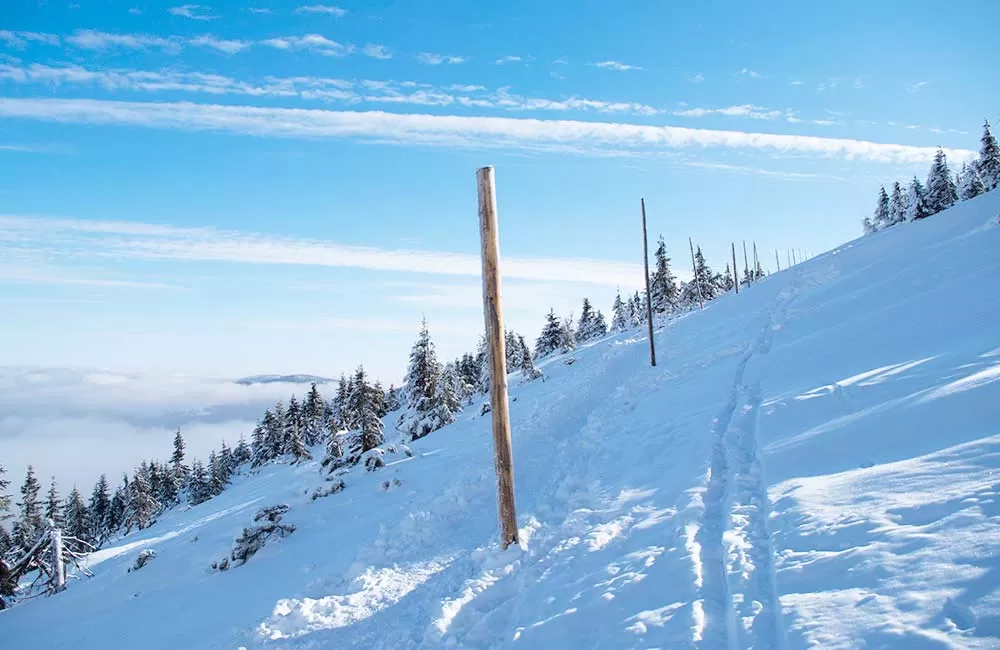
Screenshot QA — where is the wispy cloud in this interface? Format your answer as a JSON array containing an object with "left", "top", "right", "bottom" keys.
[
  {"left": 852, "top": 77, "right": 864, "bottom": 89},
  {"left": 168, "top": 4, "right": 220, "bottom": 21},
  {"left": 593, "top": 60, "right": 642, "bottom": 72},
  {"left": 261, "top": 34, "right": 353, "bottom": 56},
  {"left": 362, "top": 43, "right": 392, "bottom": 59},
  {"left": 128, "top": 7, "right": 142, "bottom": 15},
  {"left": 689, "top": 73, "right": 705, "bottom": 83},
  {"left": 0, "top": 214, "right": 643, "bottom": 288},
  {"left": 494, "top": 55, "right": 523, "bottom": 65},
  {"left": 552, "top": 56, "right": 568, "bottom": 65},
  {"left": 189, "top": 34, "right": 252, "bottom": 54},
  {"left": 0, "top": 30, "right": 61, "bottom": 48},
  {"left": 0, "top": 97, "right": 974, "bottom": 164},
  {"left": 416, "top": 52, "right": 466, "bottom": 65},
  {"left": 673, "top": 104, "right": 784, "bottom": 120},
  {"left": 790, "top": 79, "right": 805, "bottom": 86},
  {"left": 248, "top": 7, "right": 272, "bottom": 14},
  {"left": 907, "top": 80, "right": 930, "bottom": 92},
  {"left": 65, "top": 29, "right": 181, "bottom": 53},
  {"left": 294, "top": 4, "right": 347, "bottom": 16},
  {"left": 737, "top": 68, "right": 762, "bottom": 79},
  {"left": 816, "top": 78, "right": 839, "bottom": 92}
]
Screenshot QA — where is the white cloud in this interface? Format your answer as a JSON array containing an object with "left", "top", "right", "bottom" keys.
[
  {"left": 673, "top": 104, "right": 784, "bottom": 120},
  {"left": 816, "top": 79, "right": 839, "bottom": 92},
  {"left": 907, "top": 80, "right": 930, "bottom": 92},
  {"left": 737, "top": 68, "right": 762, "bottom": 79},
  {"left": 261, "top": 34, "right": 353, "bottom": 56},
  {"left": 65, "top": 29, "right": 180, "bottom": 52},
  {"left": 494, "top": 55, "right": 523, "bottom": 65},
  {"left": 689, "top": 73, "right": 704, "bottom": 83},
  {"left": 0, "top": 97, "right": 974, "bottom": 164},
  {"left": 0, "top": 30, "right": 61, "bottom": 48},
  {"left": 294, "top": 4, "right": 347, "bottom": 16},
  {"left": 128, "top": 7, "right": 142, "bottom": 15},
  {"left": 248, "top": 7, "right": 272, "bottom": 14},
  {"left": 189, "top": 34, "right": 252, "bottom": 54},
  {"left": 552, "top": 56, "right": 568, "bottom": 65},
  {"left": 593, "top": 60, "right": 642, "bottom": 72},
  {"left": 0, "top": 214, "right": 644, "bottom": 288},
  {"left": 790, "top": 79, "right": 805, "bottom": 86},
  {"left": 416, "top": 52, "right": 465, "bottom": 65},
  {"left": 168, "top": 4, "right": 220, "bottom": 20},
  {"left": 852, "top": 77, "right": 864, "bottom": 89},
  {"left": 362, "top": 43, "right": 392, "bottom": 59}
]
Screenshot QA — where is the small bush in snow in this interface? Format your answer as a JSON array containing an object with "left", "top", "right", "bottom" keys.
[
  {"left": 311, "top": 480, "right": 346, "bottom": 501},
  {"left": 127, "top": 549, "right": 156, "bottom": 573},
  {"left": 214, "top": 504, "right": 295, "bottom": 571}
]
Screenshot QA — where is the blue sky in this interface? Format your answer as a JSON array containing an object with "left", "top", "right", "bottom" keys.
[{"left": 1, "top": 0, "right": 996, "bottom": 384}]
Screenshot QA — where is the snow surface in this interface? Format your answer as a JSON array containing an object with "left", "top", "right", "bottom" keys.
[{"left": 3, "top": 191, "right": 999, "bottom": 649}]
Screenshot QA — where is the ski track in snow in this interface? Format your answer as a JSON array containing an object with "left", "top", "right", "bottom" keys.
[{"left": 696, "top": 286, "right": 794, "bottom": 650}]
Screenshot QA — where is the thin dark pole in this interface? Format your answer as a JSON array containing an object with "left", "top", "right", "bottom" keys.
[
  {"left": 641, "top": 198, "right": 656, "bottom": 367},
  {"left": 731, "top": 242, "right": 739, "bottom": 294},
  {"left": 689, "top": 237, "right": 704, "bottom": 309},
  {"left": 743, "top": 240, "right": 750, "bottom": 284},
  {"left": 775, "top": 249, "right": 781, "bottom": 271}
]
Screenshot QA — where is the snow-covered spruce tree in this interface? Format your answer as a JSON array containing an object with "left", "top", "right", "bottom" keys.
[
  {"left": 0, "top": 464, "right": 11, "bottom": 525},
  {"left": 106, "top": 477, "right": 128, "bottom": 535},
  {"left": 284, "top": 396, "right": 301, "bottom": 456},
  {"left": 959, "top": 162, "right": 987, "bottom": 200},
  {"left": 124, "top": 467, "right": 160, "bottom": 532},
  {"left": 62, "top": 487, "right": 90, "bottom": 551},
  {"left": 13, "top": 465, "right": 43, "bottom": 551},
  {"left": 45, "top": 478, "right": 62, "bottom": 528},
  {"left": 559, "top": 313, "right": 577, "bottom": 353},
  {"left": 399, "top": 319, "right": 447, "bottom": 440},
  {"left": 649, "top": 236, "right": 679, "bottom": 315},
  {"left": 631, "top": 291, "right": 645, "bottom": 326},
  {"left": 592, "top": 310, "right": 608, "bottom": 338},
  {"left": 250, "top": 420, "right": 269, "bottom": 468},
  {"left": 434, "top": 364, "right": 462, "bottom": 425},
  {"left": 518, "top": 334, "right": 541, "bottom": 380},
  {"left": 170, "top": 429, "right": 188, "bottom": 490},
  {"left": 722, "top": 264, "right": 735, "bottom": 291},
  {"left": 321, "top": 417, "right": 346, "bottom": 472},
  {"left": 576, "top": 298, "right": 596, "bottom": 342},
  {"left": 265, "top": 402, "right": 286, "bottom": 460},
  {"left": 905, "top": 176, "right": 931, "bottom": 221},
  {"left": 346, "top": 366, "right": 385, "bottom": 470},
  {"left": 303, "top": 383, "right": 326, "bottom": 446},
  {"left": 534, "top": 309, "right": 563, "bottom": 358},
  {"left": 504, "top": 330, "right": 523, "bottom": 372},
  {"left": 287, "top": 421, "right": 313, "bottom": 464},
  {"left": 206, "top": 451, "right": 224, "bottom": 496},
  {"left": 690, "top": 246, "right": 717, "bottom": 302},
  {"left": 862, "top": 216, "right": 876, "bottom": 235},
  {"left": 88, "top": 474, "right": 111, "bottom": 545},
  {"left": 152, "top": 461, "right": 178, "bottom": 507},
  {"left": 233, "top": 436, "right": 252, "bottom": 467},
  {"left": 978, "top": 118, "right": 1000, "bottom": 191},
  {"left": 385, "top": 384, "right": 402, "bottom": 412},
  {"left": 872, "top": 185, "right": 891, "bottom": 230},
  {"left": 888, "top": 181, "right": 907, "bottom": 226},
  {"left": 925, "top": 148, "right": 958, "bottom": 214},
  {"left": 611, "top": 289, "right": 630, "bottom": 332},
  {"left": 188, "top": 460, "right": 211, "bottom": 506}
]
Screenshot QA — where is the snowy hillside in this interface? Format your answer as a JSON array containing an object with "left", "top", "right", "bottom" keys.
[{"left": 3, "top": 190, "right": 999, "bottom": 649}]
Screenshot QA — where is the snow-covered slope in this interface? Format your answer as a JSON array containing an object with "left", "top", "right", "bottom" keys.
[{"left": 3, "top": 191, "right": 999, "bottom": 649}]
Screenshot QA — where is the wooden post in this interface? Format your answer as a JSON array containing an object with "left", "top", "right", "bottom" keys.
[
  {"left": 752, "top": 241, "right": 759, "bottom": 278},
  {"left": 775, "top": 249, "right": 781, "bottom": 271},
  {"left": 476, "top": 165, "right": 519, "bottom": 550},
  {"left": 640, "top": 199, "right": 656, "bottom": 367},
  {"left": 731, "top": 242, "right": 739, "bottom": 294},
  {"left": 689, "top": 237, "right": 704, "bottom": 309},
  {"left": 792, "top": 249, "right": 797, "bottom": 265}
]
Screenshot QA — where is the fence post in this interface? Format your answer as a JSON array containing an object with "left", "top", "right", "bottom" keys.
[
  {"left": 731, "top": 242, "right": 739, "bottom": 294},
  {"left": 775, "top": 249, "right": 781, "bottom": 271},
  {"left": 476, "top": 165, "right": 519, "bottom": 550},
  {"left": 641, "top": 199, "right": 656, "bottom": 367}
]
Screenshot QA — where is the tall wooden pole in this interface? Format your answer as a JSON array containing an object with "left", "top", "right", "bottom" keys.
[
  {"left": 775, "top": 249, "right": 781, "bottom": 271},
  {"left": 689, "top": 237, "right": 704, "bottom": 309},
  {"left": 731, "top": 242, "right": 739, "bottom": 294},
  {"left": 641, "top": 199, "right": 656, "bottom": 367},
  {"left": 476, "top": 165, "right": 519, "bottom": 550},
  {"left": 752, "top": 241, "right": 759, "bottom": 278},
  {"left": 792, "top": 249, "right": 797, "bottom": 265}
]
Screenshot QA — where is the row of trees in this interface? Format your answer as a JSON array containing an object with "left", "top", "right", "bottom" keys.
[{"left": 865, "top": 120, "right": 999, "bottom": 233}]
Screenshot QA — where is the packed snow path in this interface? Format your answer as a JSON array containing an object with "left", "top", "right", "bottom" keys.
[{"left": 2, "top": 191, "right": 999, "bottom": 649}]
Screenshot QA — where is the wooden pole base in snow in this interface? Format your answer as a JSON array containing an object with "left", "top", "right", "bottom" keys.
[{"left": 476, "top": 165, "right": 519, "bottom": 550}]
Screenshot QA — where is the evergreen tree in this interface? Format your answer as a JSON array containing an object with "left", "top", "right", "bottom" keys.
[
  {"left": 872, "top": 185, "right": 890, "bottom": 230},
  {"left": 88, "top": 474, "right": 111, "bottom": 545},
  {"left": 518, "top": 334, "right": 539, "bottom": 379},
  {"left": 611, "top": 289, "right": 630, "bottom": 332},
  {"left": 44, "top": 477, "right": 62, "bottom": 528},
  {"left": 322, "top": 417, "right": 346, "bottom": 471},
  {"left": 691, "top": 246, "right": 717, "bottom": 301},
  {"left": 559, "top": 313, "right": 577, "bottom": 352},
  {"left": 265, "top": 402, "right": 286, "bottom": 460},
  {"left": 303, "top": 383, "right": 325, "bottom": 446},
  {"left": 188, "top": 461, "right": 211, "bottom": 506},
  {"left": 234, "top": 435, "right": 252, "bottom": 467},
  {"left": 722, "top": 264, "right": 735, "bottom": 291},
  {"left": 400, "top": 319, "right": 446, "bottom": 440},
  {"left": 170, "top": 429, "right": 188, "bottom": 488},
  {"left": 925, "top": 148, "right": 958, "bottom": 214},
  {"left": 649, "top": 236, "right": 679, "bottom": 314},
  {"left": 152, "top": 461, "right": 178, "bottom": 507},
  {"left": 251, "top": 420, "right": 269, "bottom": 468},
  {"left": 978, "top": 118, "right": 1000, "bottom": 190},
  {"left": 284, "top": 396, "right": 301, "bottom": 456},
  {"left": 288, "top": 421, "right": 313, "bottom": 464},
  {"left": 535, "top": 309, "right": 563, "bottom": 358},
  {"left": 888, "top": 181, "right": 907, "bottom": 226},
  {"left": 346, "top": 366, "right": 385, "bottom": 469},
  {"left": 631, "top": 291, "right": 645, "bottom": 326},
  {"left": 862, "top": 216, "right": 876, "bottom": 235},
  {"left": 504, "top": 330, "right": 523, "bottom": 372},
  {"left": 385, "top": 384, "right": 402, "bottom": 411},
  {"left": 592, "top": 310, "right": 608, "bottom": 339},
  {"left": 62, "top": 487, "right": 89, "bottom": 549},
  {"left": 433, "top": 364, "right": 462, "bottom": 426},
  {"left": 106, "top": 476, "right": 129, "bottom": 535},
  {"left": 0, "top": 464, "right": 10, "bottom": 525},
  {"left": 905, "top": 176, "right": 931, "bottom": 221},
  {"left": 959, "top": 162, "right": 987, "bottom": 200},
  {"left": 125, "top": 467, "right": 160, "bottom": 531},
  {"left": 13, "top": 465, "right": 43, "bottom": 550}
]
